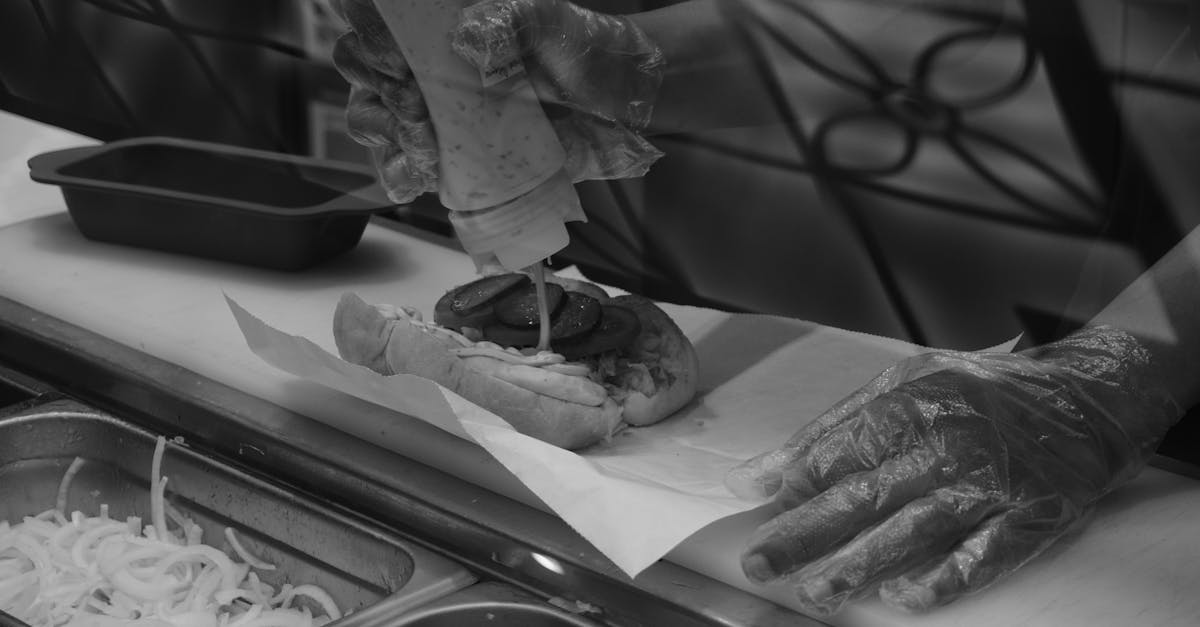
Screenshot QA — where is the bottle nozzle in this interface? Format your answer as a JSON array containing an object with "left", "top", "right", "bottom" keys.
[{"left": 449, "top": 168, "right": 583, "bottom": 271}]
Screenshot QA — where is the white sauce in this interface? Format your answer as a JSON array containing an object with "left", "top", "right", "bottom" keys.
[{"left": 374, "top": 304, "right": 592, "bottom": 377}]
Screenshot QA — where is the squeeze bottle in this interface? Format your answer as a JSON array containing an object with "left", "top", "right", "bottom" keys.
[{"left": 370, "top": 0, "right": 583, "bottom": 271}]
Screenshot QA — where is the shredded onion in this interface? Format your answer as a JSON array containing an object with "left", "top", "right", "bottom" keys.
[
  {"left": 150, "top": 437, "right": 170, "bottom": 547},
  {"left": 222, "top": 531, "right": 273, "bottom": 573},
  {"left": 56, "top": 459, "right": 86, "bottom": 516},
  {"left": 0, "top": 436, "right": 342, "bottom": 627}
]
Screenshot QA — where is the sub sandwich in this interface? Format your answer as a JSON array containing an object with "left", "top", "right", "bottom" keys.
[{"left": 333, "top": 270, "right": 699, "bottom": 449}]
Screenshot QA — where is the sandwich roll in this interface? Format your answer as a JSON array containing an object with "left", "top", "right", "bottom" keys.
[
  {"left": 333, "top": 271, "right": 699, "bottom": 450},
  {"left": 607, "top": 295, "right": 700, "bottom": 426},
  {"left": 458, "top": 356, "right": 609, "bottom": 406},
  {"left": 335, "top": 293, "right": 623, "bottom": 449}
]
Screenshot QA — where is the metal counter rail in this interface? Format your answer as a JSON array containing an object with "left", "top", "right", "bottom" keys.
[{"left": 0, "top": 293, "right": 823, "bottom": 627}]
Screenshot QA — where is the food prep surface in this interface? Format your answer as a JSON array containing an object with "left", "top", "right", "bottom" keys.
[
  {"left": 2, "top": 207, "right": 1200, "bottom": 625},
  {"left": 0, "top": 286, "right": 813, "bottom": 627},
  {"left": 0, "top": 113, "right": 818, "bottom": 626},
  {"left": 5, "top": 401, "right": 481, "bottom": 602},
  {"left": 2, "top": 101, "right": 1199, "bottom": 621},
  {"left": 0, "top": 393, "right": 748, "bottom": 627}
]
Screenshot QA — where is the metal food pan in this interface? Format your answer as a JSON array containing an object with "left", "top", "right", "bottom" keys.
[
  {"left": 0, "top": 382, "right": 32, "bottom": 412},
  {"left": 0, "top": 399, "right": 474, "bottom": 619},
  {"left": 388, "top": 583, "right": 602, "bottom": 626},
  {"left": 0, "top": 365, "right": 40, "bottom": 412}
]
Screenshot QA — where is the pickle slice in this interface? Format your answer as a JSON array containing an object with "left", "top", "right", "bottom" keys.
[
  {"left": 483, "top": 292, "right": 601, "bottom": 348},
  {"left": 451, "top": 273, "right": 529, "bottom": 313},
  {"left": 494, "top": 282, "right": 565, "bottom": 328},
  {"left": 547, "top": 291, "right": 601, "bottom": 342},
  {"left": 556, "top": 305, "right": 642, "bottom": 360},
  {"left": 434, "top": 273, "right": 529, "bottom": 330}
]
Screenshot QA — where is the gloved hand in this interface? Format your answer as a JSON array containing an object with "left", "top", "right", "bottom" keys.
[
  {"left": 331, "top": 0, "right": 664, "bottom": 205},
  {"left": 725, "top": 326, "right": 1182, "bottom": 615}
]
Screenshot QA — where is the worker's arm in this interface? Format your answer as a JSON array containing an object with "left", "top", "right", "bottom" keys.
[
  {"left": 724, "top": 229, "right": 1198, "bottom": 615},
  {"left": 1088, "top": 225, "right": 1200, "bottom": 409}
]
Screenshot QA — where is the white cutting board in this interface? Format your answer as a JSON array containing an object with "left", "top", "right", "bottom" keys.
[{"left": 0, "top": 212, "right": 1199, "bottom": 627}]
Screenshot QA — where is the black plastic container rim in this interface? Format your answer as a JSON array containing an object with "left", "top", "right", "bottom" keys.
[{"left": 27, "top": 135, "right": 396, "bottom": 219}]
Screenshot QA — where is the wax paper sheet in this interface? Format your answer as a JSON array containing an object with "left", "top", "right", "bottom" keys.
[{"left": 227, "top": 292, "right": 1017, "bottom": 577}]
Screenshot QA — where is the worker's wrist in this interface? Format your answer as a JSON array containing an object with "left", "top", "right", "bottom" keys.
[{"left": 1024, "top": 325, "right": 1182, "bottom": 485}]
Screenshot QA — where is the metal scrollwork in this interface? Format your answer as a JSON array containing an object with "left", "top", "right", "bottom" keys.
[{"left": 740, "top": 0, "right": 1104, "bottom": 229}]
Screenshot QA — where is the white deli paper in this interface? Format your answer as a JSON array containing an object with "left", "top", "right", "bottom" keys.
[{"left": 227, "top": 293, "right": 1016, "bottom": 577}]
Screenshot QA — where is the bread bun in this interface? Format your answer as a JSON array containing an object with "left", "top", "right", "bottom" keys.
[
  {"left": 607, "top": 295, "right": 700, "bottom": 425},
  {"left": 332, "top": 275, "right": 698, "bottom": 449},
  {"left": 335, "top": 293, "right": 623, "bottom": 449}
]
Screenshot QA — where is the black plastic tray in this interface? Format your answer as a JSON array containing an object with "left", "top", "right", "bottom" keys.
[{"left": 28, "top": 136, "right": 394, "bottom": 271}]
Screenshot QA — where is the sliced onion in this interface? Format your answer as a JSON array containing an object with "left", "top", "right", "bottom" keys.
[
  {"left": 150, "top": 437, "right": 172, "bottom": 547},
  {"left": 223, "top": 530, "right": 274, "bottom": 572},
  {"left": 1, "top": 441, "right": 342, "bottom": 627},
  {"left": 285, "top": 586, "right": 340, "bottom": 621},
  {"left": 56, "top": 458, "right": 86, "bottom": 514},
  {"left": 71, "top": 521, "right": 130, "bottom": 569}
]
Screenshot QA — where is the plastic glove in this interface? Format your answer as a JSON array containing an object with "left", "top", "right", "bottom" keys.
[
  {"left": 450, "top": 0, "right": 664, "bottom": 179},
  {"left": 331, "top": 0, "right": 664, "bottom": 205},
  {"left": 332, "top": 0, "right": 438, "bottom": 204},
  {"left": 725, "top": 325, "right": 1181, "bottom": 615}
]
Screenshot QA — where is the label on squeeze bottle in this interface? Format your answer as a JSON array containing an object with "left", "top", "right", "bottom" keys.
[{"left": 370, "top": 0, "right": 583, "bottom": 269}]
